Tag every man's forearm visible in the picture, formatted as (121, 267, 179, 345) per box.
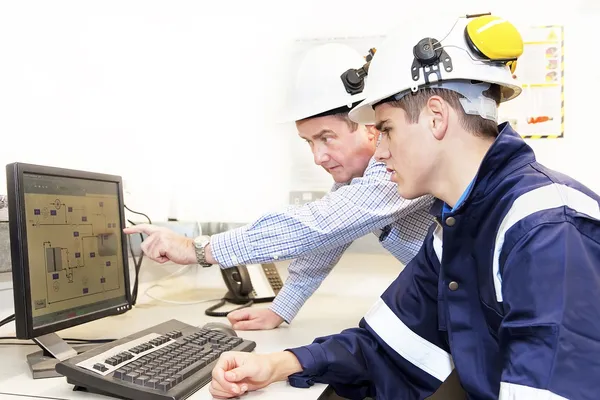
(270, 351, 303, 382)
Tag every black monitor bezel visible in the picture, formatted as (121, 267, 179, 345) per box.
(6, 162, 132, 339)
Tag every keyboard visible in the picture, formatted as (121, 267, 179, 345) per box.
(55, 319, 256, 400)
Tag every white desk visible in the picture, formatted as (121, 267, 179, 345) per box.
(0, 252, 403, 400)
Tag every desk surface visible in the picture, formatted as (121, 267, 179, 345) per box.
(0, 253, 403, 400)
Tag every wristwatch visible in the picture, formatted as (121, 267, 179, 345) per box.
(193, 235, 212, 267)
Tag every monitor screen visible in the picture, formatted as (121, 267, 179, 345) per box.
(24, 172, 127, 329)
(7, 163, 131, 339)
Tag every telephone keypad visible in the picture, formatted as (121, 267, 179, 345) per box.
(263, 265, 283, 293)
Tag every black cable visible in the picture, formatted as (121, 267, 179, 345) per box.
(127, 219, 145, 305)
(63, 337, 116, 343)
(0, 313, 15, 328)
(123, 205, 151, 306)
(204, 299, 254, 317)
(124, 204, 152, 224)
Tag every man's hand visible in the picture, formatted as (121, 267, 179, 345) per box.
(210, 351, 302, 398)
(123, 224, 197, 265)
(227, 308, 284, 330)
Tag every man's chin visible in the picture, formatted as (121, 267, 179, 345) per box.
(397, 186, 423, 200)
(331, 174, 350, 184)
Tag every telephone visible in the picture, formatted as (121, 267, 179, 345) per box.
(205, 264, 284, 317)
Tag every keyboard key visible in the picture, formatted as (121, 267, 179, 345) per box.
(113, 369, 127, 379)
(93, 363, 108, 372)
(105, 357, 119, 366)
(124, 372, 140, 382)
(165, 377, 177, 388)
(145, 378, 160, 389)
(166, 330, 182, 339)
(173, 373, 183, 384)
(134, 375, 150, 386)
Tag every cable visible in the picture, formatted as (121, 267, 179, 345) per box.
(123, 204, 152, 306)
(124, 204, 152, 224)
(0, 313, 15, 328)
(205, 298, 253, 317)
(125, 205, 217, 306)
(127, 220, 144, 306)
(143, 265, 221, 305)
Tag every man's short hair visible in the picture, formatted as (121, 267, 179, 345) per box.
(331, 112, 359, 132)
(387, 84, 501, 138)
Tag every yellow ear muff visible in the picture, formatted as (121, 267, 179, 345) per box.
(464, 15, 523, 70)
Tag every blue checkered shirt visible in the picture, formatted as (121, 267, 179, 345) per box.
(210, 157, 435, 323)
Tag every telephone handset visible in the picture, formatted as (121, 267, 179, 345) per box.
(205, 263, 284, 317)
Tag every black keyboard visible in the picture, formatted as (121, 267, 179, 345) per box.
(55, 319, 256, 400)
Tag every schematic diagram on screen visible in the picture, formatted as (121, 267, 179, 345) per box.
(26, 193, 122, 307)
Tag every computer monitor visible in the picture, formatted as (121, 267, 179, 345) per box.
(6, 162, 131, 378)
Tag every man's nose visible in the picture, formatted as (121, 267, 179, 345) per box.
(313, 147, 331, 166)
(375, 142, 390, 162)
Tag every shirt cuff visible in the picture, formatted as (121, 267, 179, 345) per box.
(210, 226, 253, 267)
(269, 283, 308, 324)
(285, 344, 328, 387)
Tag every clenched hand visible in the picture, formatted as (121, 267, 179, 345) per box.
(227, 308, 284, 330)
(210, 351, 302, 398)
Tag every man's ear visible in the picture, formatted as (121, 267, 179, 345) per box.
(365, 125, 379, 140)
(426, 96, 449, 141)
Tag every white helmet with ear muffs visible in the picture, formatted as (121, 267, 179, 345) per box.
(282, 43, 375, 122)
(349, 14, 524, 125)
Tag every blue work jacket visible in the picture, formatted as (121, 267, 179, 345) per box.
(287, 123, 600, 400)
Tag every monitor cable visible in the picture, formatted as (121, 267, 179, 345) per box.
(123, 205, 152, 306)
(124, 206, 219, 306)
(0, 313, 15, 328)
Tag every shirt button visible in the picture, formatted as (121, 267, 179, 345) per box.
(448, 281, 459, 291)
(272, 254, 279, 260)
(445, 217, 456, 227)
(231, 255, 238, 264)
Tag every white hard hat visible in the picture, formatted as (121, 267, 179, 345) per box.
(349, 15, 523, 125)
(282, 43, 369, 122)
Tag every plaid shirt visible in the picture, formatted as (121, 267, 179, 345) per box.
(211, 157, 435, 323)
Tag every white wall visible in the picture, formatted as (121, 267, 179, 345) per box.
(0, 0, 596, 224)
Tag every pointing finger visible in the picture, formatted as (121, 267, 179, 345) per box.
(123, 223, 157, 236)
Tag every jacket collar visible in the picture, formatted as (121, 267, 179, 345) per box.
(429, 122, 535, 218)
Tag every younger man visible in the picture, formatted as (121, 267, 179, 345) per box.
(209, 15, 600, 399)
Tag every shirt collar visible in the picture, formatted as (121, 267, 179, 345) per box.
(442, 179, 474, 218)
(430, 122, 536, 219)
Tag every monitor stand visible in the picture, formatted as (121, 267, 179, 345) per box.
(27, 332, 99, 379)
